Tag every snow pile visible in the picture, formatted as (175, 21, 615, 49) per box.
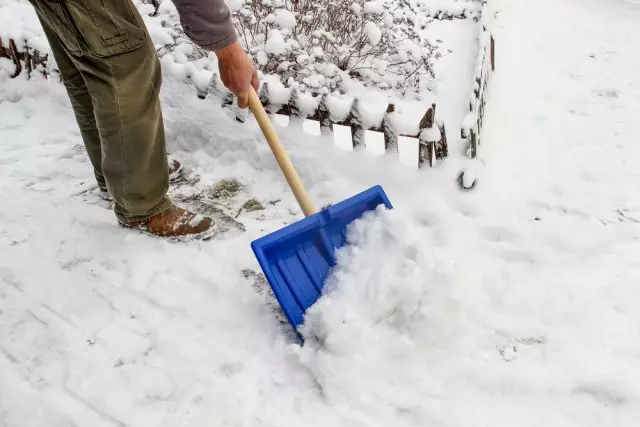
(294, 185, 640, 426)
(296, 205, 470, 425)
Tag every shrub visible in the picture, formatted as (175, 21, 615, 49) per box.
(229, 0, 438, 96)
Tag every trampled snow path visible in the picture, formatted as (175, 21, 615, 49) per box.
(1, 0, 640, 426)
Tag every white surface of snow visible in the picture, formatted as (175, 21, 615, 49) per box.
(364, 21, 382, 46)
(274, 9, 296, 29)
(0, 0, 46, 51)
(265, 29, 287, 56)
(325, 93, 354, 122)
(420, 125, 442, 142)
(2, 0, 640, 426)
(227, 0, 245, 12)
(350, 2, 362, 16)
(364, 1, 384, 15)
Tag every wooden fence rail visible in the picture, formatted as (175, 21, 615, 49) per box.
(461, 1, 495, 159)
(202, 78, 448, 169)
(255, 82, 448, 169)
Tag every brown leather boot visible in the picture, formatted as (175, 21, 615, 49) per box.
(119, 205, 216, 240)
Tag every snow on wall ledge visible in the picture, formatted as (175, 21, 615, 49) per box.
(461, 0, 495, 159)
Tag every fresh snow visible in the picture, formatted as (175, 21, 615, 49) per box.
(0, 0, 50, 58)
(350, 2, 362, 16)
(227, 0, 245, 12)
(420, 125, 442, 142)
(325, 93, 355, 122)
(364, 21, 382, 46)
(2, 0, 640, 426)
(363, 0, 384, 15)
(264, 29, 287, 56)
(274, 9, 296, 29)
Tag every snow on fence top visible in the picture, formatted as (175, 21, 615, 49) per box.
(187, 68, 448, 168)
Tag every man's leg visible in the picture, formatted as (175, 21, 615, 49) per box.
(30, 1, 179, 197)
(33, 7, 106, 192)
(29, 0, 214, 238)
(78, 37, 173, 222)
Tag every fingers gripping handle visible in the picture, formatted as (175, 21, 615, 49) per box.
(248, 88, 317, 217)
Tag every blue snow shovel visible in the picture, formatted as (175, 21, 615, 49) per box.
(248, 88, 393, 333)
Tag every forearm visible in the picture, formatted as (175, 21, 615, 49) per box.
(171, 0, 237, 51)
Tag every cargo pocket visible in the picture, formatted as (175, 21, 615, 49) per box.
(64, 0, 146, 57)
(34, 0, 84, 56)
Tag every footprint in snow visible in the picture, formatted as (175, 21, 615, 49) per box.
(573, 383, 629, 407)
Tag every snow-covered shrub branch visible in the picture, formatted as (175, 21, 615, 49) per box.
(228, 0, 438, 95)
(0, 36, 50, 79)
(414, 0, 484, 22)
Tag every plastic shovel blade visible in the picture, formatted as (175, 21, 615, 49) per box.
(251, 185, 393, 331)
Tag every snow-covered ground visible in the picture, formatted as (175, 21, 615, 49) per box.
(2, 0, 640, 426)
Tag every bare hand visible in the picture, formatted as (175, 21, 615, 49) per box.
(216, 42, 259, 109)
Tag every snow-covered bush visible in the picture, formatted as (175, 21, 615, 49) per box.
(229, 0, 438, 96)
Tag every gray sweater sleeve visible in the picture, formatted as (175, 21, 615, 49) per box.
(171, 0, 237, 51)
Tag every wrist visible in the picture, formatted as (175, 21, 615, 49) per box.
(215, 41, 243, 60)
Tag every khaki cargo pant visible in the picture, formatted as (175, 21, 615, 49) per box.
(29, 0, 172, 223)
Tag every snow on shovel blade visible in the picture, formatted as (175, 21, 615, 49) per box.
(251, 185, 393, 332)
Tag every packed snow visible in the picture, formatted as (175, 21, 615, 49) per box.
(2, 0, 640, 426)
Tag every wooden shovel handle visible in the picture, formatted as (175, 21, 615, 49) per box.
(248, 87, 317, 217)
